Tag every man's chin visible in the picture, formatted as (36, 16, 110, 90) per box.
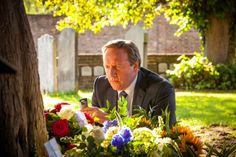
(110, 84, 122, 91)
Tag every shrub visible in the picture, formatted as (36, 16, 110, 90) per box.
(166, 52, 236, 90)
(215, 63, 236, 90)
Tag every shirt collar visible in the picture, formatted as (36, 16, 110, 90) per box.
(118, 74, 138, 96)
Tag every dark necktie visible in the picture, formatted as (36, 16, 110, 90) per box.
(119, 91, 128, 99)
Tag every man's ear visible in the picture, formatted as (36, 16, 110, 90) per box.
(133, 62, 139, 72)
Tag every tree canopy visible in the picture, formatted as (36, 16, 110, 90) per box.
(25, 0, 236, 63)
(25, 0, 236, 36)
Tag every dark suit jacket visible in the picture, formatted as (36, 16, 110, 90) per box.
(92, 67, 176, 127)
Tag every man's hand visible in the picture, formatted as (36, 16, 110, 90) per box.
(80, 107, 108, 124)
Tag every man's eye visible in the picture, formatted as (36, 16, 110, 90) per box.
(116, 65, 122, 69)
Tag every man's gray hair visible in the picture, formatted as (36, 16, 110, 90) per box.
(102, 39, 141, 67)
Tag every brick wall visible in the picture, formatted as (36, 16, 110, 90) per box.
(77, 53, 194, 89)
(147, 16, 200, 54)
(27, 14, 62, 51)
(77, 54, 103, 89)
(147, 53, 194, 76)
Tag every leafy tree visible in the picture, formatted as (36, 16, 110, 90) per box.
(31, 0, 236, 63)
(24, 0, 47, 14)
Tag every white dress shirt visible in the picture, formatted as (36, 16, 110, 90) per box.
(118, 75, 138, 116)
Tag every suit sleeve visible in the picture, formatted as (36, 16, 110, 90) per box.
(154, 81, 176, 127)
(92, 77, 100, 107)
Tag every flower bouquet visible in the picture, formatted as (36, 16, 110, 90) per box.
(44, 98, 204, 157)
(44, 102, 95, 153)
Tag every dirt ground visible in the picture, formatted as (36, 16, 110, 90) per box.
(194, 124, 236, 155)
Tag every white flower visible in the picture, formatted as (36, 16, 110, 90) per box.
(92, 126, 105, 143)
(85, 124, 93, 132)
(154, 137, 174, 153)
(57, 106, 75, 120)
(149, 150, 162, 157)
(74, 111, 88, 127)
(132, 127, 156, 142)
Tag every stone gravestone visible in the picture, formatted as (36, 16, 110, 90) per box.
(94, 66, 104, 76)
(158, 63, 168, 73)
(57, 28, 76, 91)
(125, 25, 146, 67)
(81, 66, 92, 76)
(38, 34, 55, 92)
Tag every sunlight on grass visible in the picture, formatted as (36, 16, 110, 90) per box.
(176, 91, 236, 128)
(43, 90, 93, 109)
(77, 90, 93, 99)
(176, 90, 236, 97)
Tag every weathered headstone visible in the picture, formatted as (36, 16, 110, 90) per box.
(94, 66, 104, 76)
(81, 66, 92, 76)
(158, 63, 168, 73)
(57, 28, 76, 91)
(169, 63, 175, 70)
(38, 34, 55, 92)
(125, 25, 146, 67)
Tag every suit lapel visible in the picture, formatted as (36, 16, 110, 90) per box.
(132, 70, 146, 112)
(107, 86, 118, 110)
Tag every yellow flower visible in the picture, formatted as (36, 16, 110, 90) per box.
(101, 126, 119, 148)
(101, 140, 110, 148)
(105, 126, 119, 140)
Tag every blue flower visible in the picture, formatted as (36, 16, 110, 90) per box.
(103, 119, 118, 133)
(110, 126, 133, 150)
(111, 134, 125, 150)
(119, 126, 133, 143)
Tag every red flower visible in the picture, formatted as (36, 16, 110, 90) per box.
(83, 112, 94, 124)
(51, 119, 70, 137)
(51, 102, 70, 113)
(66, 143, 76, 150)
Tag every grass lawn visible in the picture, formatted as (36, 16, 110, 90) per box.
(43, 90, 236, 130)
(176, 91, 236, 130)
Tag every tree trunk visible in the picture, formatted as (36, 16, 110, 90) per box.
(0, 0, 48, 156)
(205, 16, 235, 64)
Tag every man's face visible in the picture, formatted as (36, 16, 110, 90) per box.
(103, 48, 139, 91)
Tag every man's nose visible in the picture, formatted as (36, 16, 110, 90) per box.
(110, 67, 117, 76)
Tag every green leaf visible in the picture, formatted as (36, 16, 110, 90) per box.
(78, 143, 87, 149)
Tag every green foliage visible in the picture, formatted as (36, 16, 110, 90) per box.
(166, 53, 236, 90)
(64, 134, 111, 157)
(166, 52, 219, 90)
(39, 0, 160, 33)
(101, 96, 128, 120)
(24, 0, 50, 14)
(28, 0, 236, 38)
(205, 143, 236, 157)
(159, 0, 236, 36)
(215, 63, 236, 90)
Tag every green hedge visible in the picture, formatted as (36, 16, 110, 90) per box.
(166, 53, 236, 90)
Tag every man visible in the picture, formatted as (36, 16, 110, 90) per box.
(82, 39, 176, 127)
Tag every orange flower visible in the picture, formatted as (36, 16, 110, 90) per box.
(161, 130, 167, 137)
(138, 117, 152, 128)
(172, 126, 203, 154)
(171, 126, 193, 135)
